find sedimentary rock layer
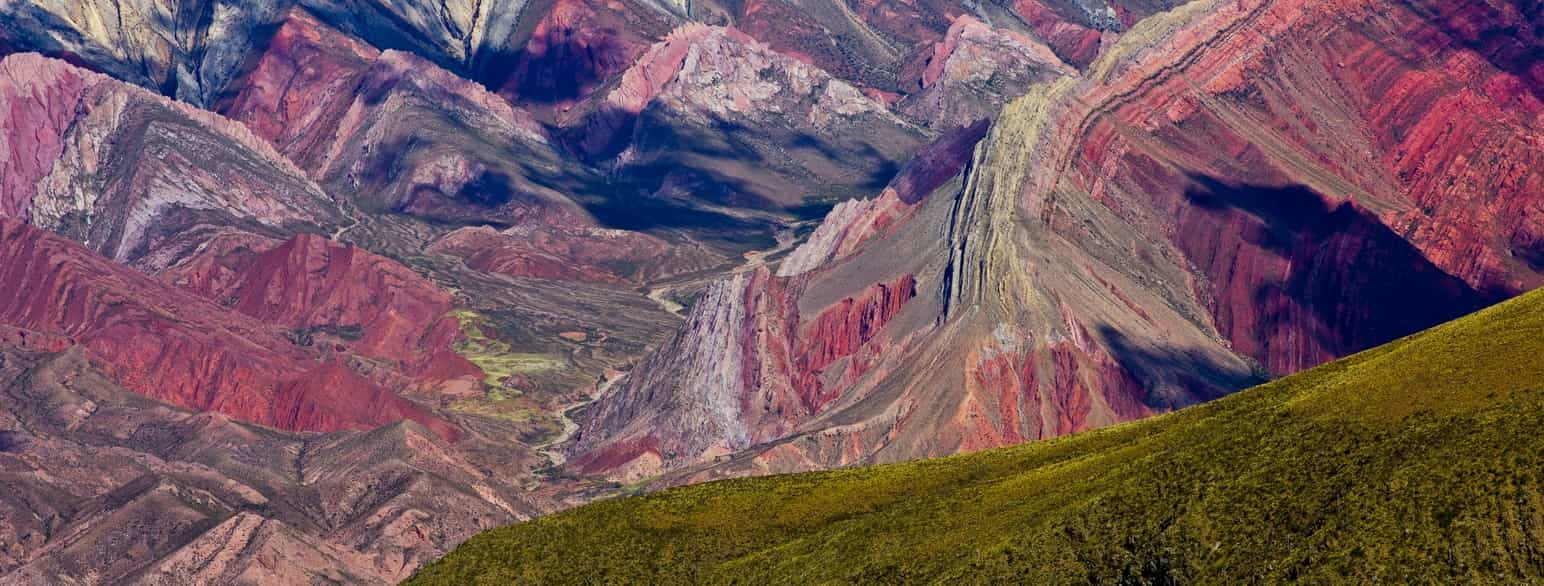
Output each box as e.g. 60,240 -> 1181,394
0,219 -> 457,438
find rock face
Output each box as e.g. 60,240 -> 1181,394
580,23 -> 927,215
571,123 -> 991,479
0,0 -> 1540,582
0,0 -> 293,105
572,268 -> 921,482
0,223 -> 457,441
161,232 -> 481,386
571,0 -> 1544,483
215,8 -> 383,173
292,47 -> 567,225
899,16 -> 1074,128
0,219 -> 459,439
0,52 -> 341,269
779,119 -> 991,276
212,12 -> 732,276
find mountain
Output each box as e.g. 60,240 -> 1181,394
0,219 -> 458,438
0,345 -> 536,585
410,278 -> 1544,584
0,0 -> 1540,581
0,52 -> 343,270
566,0 -> 1544,483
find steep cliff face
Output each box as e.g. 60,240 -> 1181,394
779,120 -> 991,276
0,53 -> 342,270
1044,0 -> 1542,372
570,268 -> 922,482
0,219 -> 458,439
572,0 -> 1544,483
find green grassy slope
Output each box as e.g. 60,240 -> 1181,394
410,288 -> 1544,584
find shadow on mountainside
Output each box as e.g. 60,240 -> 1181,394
1098,325 -> 1267,410
1182,174 -> 1501,373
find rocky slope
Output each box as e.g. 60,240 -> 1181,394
0,219 -> 458,438
0,347 -> 539,585
576,23 -> 928,222
569,0 -> 1544,483
0,0 -> 292,105
160,231 -> 482,389
898,15 -> 1075,128
569,121 -> 998,481
0,52 -> 342,270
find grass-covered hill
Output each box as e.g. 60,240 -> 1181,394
409,287 -> 1544,584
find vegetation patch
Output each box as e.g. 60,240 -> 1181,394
450,309 -> 566,394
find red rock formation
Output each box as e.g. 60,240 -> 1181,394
0,52 -> 340,268
491,0 -> 665,109
0,219 -> 458,440
886,119 -> 993,205
607,25 -> 759,115
1054,0 -> 1542,373
571,267 -> 921,480
162,232 -> 480,386
0,54 -> 97,219
1009,0 -> 1111,68
791,275 -> 917,412
902,16 -> 1074,128
574,0 -> 1544,486
778,120 -> 990,276
216,8 -> 381,174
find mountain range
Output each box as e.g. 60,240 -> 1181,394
0,0 -> 1539,582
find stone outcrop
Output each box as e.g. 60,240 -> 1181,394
570,124 -> 994,478
571,267 -> 922,482
0,0 -> 293,105
2,0 -> 1542,581
578,23 -> 928,216
215,8 -> 382,174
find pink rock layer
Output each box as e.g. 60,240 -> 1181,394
162,231 -> 481,386
0,219 -> 460,440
